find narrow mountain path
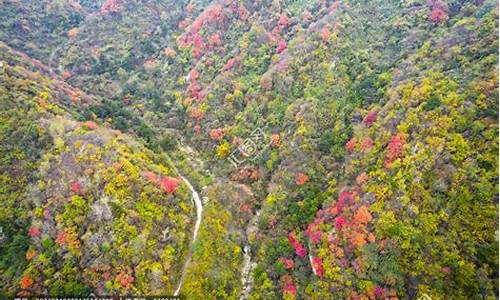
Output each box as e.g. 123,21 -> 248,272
174,174 -> 203,296
239,210 -> 261,300
167,143 -> 206,297
171,141 -> 259,298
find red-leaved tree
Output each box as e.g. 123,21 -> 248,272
161,176 -> 179,194
101,0 -> 121,13
288,232 -> 307,257
363,109 -> 377,126
384,133 -> 405,167
276,40 -> 287,53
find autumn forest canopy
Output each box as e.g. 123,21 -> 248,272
0,0 -> 498,299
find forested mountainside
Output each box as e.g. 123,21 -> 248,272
0,0 -> 498,299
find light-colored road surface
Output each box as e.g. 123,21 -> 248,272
174,175 -> 203,296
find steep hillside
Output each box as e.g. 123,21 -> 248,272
0,43 -> 195,297
0,0 -> 498,299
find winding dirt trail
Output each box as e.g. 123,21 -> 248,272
239,210 -> 261,300
174,174 -> 203,296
